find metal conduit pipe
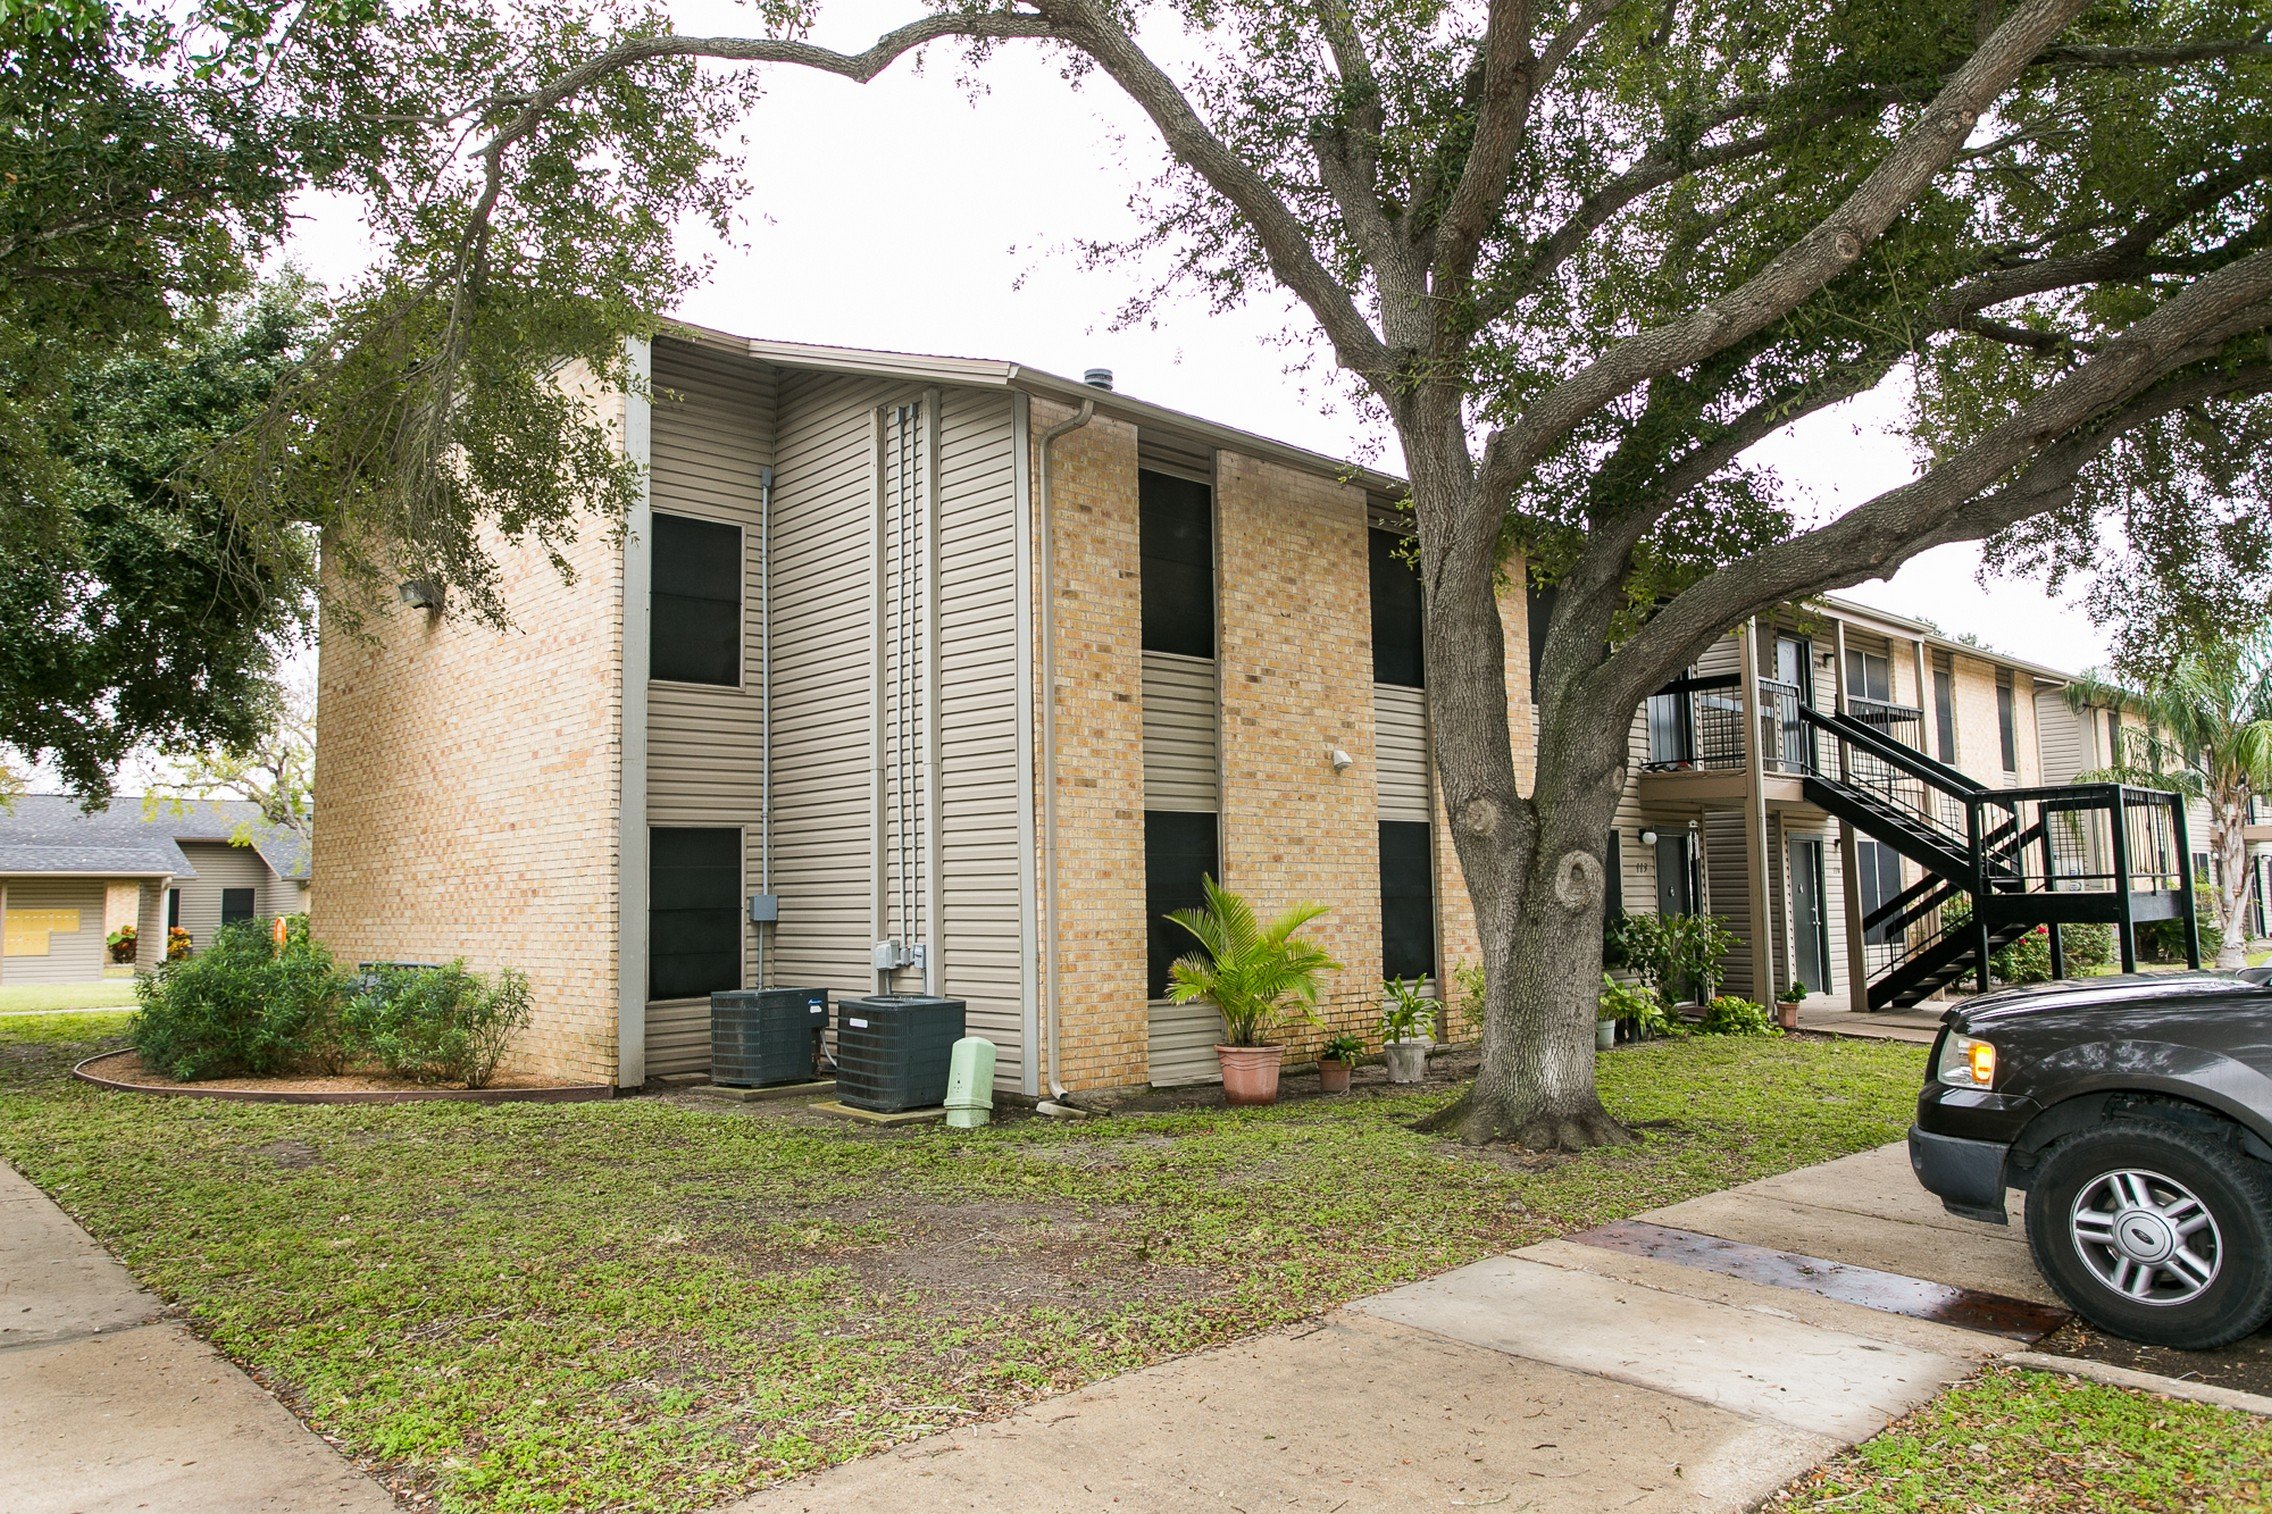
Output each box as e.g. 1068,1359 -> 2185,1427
1037,398 -> 1094,1105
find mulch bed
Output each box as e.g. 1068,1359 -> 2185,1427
73,1048 -> 613,1105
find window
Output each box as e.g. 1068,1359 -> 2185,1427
166,889 -> 180,930
1933,663 -> 1957,763
220,888 -> 256,927
649,827 -> 742,1001
1844,649 -> 1892,704
1368,530 -> 1425,687
1856,840 -> 1904,944
2106,709 -> 2125,769
1526,582 -> 1559,702
1144,811 -> 1219,998
1996,674 -> 2018,773
651,513 -> 741,685
1139,471 -> 1214,658
1379,820 -> 1436,981
1604,832 -> 1623,919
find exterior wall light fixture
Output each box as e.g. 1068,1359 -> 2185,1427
1639,828 -> 1659,846
399,579 -> 445,612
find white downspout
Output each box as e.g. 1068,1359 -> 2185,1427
1037,398 -> 1094,1105
757,463 -> 773,991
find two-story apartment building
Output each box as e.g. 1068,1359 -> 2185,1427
313,326 -> 2213,1095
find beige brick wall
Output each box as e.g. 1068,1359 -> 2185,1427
1033,402 -> 1151,1091
312,392 -> 626,1085
1949,653 -> 2040,785
1215,455 -> 1382,1058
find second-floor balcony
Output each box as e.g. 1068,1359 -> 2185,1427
1641,674 -> 1927,787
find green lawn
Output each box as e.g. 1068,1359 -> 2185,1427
0,978 -> 138,1013
1769,1366 -> 2272,1512
0,1015 -> 1925,1514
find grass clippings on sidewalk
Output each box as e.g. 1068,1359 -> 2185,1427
0,1017 -> 1921,1513
1768,1365 -> 2272,1513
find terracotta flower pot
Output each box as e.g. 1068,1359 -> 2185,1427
1776,1000 -> 1801,1031
1318,1057 -> 1353,1094
1217,1044 -> 1284,1106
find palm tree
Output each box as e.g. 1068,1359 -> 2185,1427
1163,876 -> 1342,1047
2067,632 -> 2272,969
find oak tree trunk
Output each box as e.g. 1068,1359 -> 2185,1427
1404,445 -> 1639,1149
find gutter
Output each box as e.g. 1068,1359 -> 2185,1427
1036,397 -> 1094,1105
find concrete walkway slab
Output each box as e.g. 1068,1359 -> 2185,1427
1643,1146 -> 2055,1306
0,1162 -> 155,1348
729,1312 -> 1838,1513
1351,1255 -> 1969,1442
0,1160 -> 393,1513
0,1323 -> 395,1513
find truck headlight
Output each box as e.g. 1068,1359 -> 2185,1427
1938,1033 -> 1997,1088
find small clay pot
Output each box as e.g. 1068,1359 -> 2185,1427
1216,1044 -> 1285,1106
1776,1000 -> 1801,1031
1318,1057 -> 1353,1094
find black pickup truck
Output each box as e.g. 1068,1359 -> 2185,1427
1910,969 -> 2272,1350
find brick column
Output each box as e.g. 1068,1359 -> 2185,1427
1033,402 -> 1150,1091
1215,453 -> 1382,1058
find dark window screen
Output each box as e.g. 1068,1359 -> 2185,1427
1934,668 -> 1958,763
1369,531 -> 1425,687
1145,811 -> 1219,998
1858,840 -> 1904,944
166,889 -> 180,929
220,888 -> 255,926
1526,582 -> 1559,702
1996,676 -> 2018,772
1139,471 -> 1214,658
651,513 -> 741,685
1380,820 -> 1436,981
1604,832 -> 1623,918
649,827 -> 741,1001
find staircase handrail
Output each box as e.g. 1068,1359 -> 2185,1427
1798,703 -> 1986,798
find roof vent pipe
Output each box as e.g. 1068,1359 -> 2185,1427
1082,368 -> 1114,391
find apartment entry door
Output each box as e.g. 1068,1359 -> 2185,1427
1774,635 -> 1813,772
1788,834 -> 1831,996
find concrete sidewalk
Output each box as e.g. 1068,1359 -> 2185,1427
0,1161 -> 392,1513
730,1143 -> 2043,1513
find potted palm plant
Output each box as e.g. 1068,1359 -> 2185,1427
1317,1032 -> 1363,1094
1164,877 -> 1342,1107
1380,977 -> 1438,1084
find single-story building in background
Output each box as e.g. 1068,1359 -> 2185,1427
0,796 -> 311,984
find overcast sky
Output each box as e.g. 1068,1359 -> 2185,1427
282,2 -> 2110,666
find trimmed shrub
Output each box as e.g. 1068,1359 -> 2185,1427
131,918 -> 347,1080
345,962 -> 532,1087
1699,995 -> 1777,1036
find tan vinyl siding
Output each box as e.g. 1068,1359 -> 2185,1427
934,386 -> 1027,1085
1142,652 -> 1221,812
1373,684 -> 1431,823
1703,811 -> 1755,1000
642,338 -> 779,1076
260,873 -> 310,919
1,879 -> 107,984
767,371 -> 888,1009
2035,688 -> 2088,784
172,842 -> 270,953
1147,1000 -> 1221,1086
134,879 -> 166,972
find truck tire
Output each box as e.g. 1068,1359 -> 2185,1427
2025,1119 -> 2272,1351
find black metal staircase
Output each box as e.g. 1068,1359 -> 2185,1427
1791,704 -> 2200,1011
